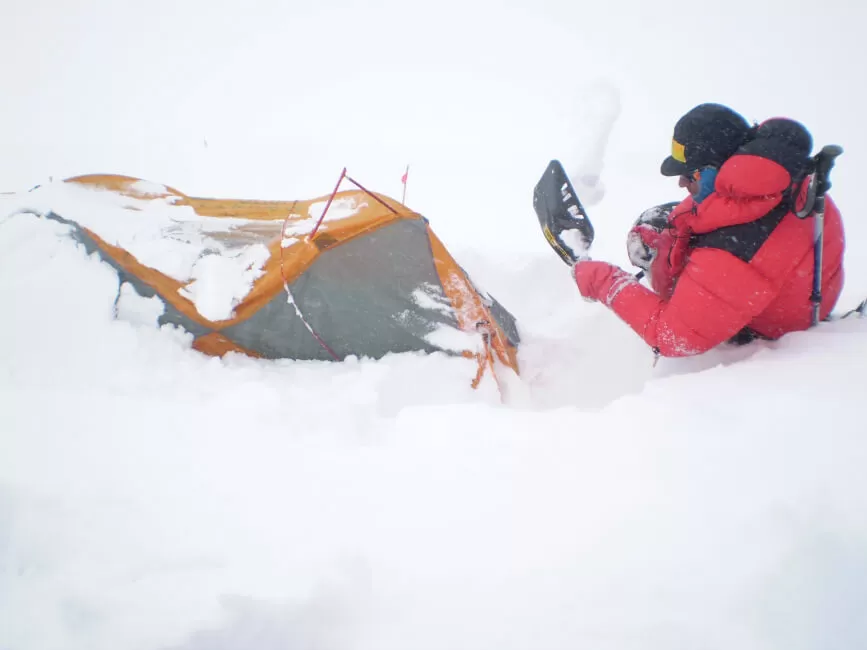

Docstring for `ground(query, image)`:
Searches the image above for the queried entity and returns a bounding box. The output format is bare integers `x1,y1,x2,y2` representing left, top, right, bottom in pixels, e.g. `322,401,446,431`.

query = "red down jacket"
605,131,845,357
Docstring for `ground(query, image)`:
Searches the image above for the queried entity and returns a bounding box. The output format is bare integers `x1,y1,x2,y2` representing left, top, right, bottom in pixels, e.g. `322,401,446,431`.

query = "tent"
39,172,520,386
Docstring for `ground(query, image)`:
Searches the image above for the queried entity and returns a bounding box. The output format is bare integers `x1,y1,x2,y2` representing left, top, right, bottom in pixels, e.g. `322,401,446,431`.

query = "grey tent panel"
488,296,521,347
221,292,345,361
223,218,461,360
156,304,212,338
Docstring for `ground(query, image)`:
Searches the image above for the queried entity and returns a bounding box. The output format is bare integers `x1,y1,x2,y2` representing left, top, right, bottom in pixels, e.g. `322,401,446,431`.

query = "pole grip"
795,144,843,219
814,144,843,197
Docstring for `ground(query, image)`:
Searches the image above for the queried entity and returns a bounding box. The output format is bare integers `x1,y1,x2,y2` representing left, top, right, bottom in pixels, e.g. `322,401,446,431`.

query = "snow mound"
2,207,867,650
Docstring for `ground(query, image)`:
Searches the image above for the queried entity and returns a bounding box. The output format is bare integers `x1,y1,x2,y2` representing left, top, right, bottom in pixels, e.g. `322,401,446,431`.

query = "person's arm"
574,248,779,356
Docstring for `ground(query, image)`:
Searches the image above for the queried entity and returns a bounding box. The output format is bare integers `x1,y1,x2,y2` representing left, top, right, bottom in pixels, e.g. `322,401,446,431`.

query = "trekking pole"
795,144,843,327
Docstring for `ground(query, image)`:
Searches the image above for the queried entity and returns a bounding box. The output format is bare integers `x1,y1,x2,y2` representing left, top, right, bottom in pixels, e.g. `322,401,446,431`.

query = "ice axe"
793,144,843,327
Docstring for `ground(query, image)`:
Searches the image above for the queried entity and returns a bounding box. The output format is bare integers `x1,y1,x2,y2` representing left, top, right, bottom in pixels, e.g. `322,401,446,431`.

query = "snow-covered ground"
3,2,867,649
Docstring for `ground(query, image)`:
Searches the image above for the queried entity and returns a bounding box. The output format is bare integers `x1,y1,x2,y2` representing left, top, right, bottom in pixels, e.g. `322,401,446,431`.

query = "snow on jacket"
607,119,845,357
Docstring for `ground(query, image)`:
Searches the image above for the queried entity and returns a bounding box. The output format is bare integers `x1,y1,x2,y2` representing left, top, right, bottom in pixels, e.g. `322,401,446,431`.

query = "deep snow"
3,190,867,650
3,1,867,649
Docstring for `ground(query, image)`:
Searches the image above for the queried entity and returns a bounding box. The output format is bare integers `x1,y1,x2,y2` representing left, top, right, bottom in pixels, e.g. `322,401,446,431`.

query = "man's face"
679,170,700,197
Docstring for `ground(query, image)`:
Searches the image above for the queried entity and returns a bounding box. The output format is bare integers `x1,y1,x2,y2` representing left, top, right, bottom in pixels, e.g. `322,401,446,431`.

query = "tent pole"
308,167,347,239
346,174,401,215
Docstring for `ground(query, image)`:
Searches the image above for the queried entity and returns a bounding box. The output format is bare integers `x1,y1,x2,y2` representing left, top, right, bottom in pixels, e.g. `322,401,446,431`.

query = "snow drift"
2,187,867,650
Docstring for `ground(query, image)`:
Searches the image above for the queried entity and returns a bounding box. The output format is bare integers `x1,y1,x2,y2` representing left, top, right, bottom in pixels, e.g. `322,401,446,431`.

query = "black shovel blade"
532,159,595,265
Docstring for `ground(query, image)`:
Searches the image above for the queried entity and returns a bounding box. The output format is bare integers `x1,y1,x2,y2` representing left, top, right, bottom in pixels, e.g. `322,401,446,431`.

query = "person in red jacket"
573,103,845,357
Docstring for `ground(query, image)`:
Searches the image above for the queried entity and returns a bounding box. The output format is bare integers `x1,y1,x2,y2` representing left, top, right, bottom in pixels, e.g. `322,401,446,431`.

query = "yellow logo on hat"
672,139,686,163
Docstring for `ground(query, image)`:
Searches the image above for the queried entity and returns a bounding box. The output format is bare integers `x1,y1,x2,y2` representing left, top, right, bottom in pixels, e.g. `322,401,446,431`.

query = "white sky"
3,0,866,274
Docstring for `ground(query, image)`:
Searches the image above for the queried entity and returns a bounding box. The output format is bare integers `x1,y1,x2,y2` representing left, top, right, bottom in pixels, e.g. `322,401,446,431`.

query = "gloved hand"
626,202,678,270
627,223,673,273
573,260,635,305
625,202,687,300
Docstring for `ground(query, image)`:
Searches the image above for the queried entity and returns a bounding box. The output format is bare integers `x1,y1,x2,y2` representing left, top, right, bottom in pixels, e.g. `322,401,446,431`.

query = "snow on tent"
8,173,520,386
